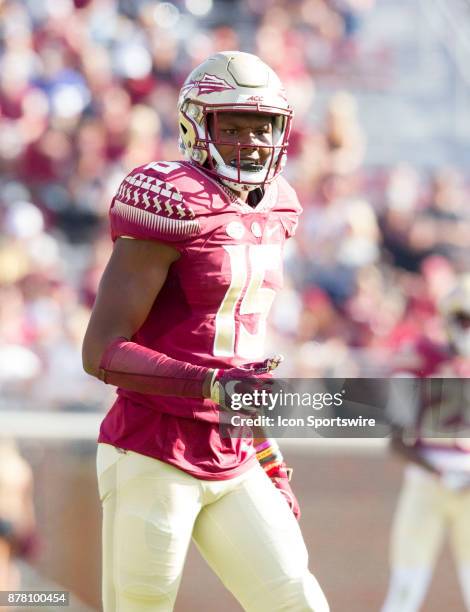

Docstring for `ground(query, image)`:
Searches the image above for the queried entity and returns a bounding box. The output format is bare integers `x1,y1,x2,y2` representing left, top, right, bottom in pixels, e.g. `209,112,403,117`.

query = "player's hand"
207,355,283,412
269,463,301,520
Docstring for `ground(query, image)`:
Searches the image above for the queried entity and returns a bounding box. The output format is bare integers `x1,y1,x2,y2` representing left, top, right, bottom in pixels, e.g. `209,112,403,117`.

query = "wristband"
254,440,272,453
255,439,284,476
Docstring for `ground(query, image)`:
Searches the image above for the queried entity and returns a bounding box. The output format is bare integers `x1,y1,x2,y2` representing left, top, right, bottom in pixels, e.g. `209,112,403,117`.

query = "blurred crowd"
0,0,469,405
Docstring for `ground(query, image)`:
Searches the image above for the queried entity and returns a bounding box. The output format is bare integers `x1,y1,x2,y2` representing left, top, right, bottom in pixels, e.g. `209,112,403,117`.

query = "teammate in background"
83,51,329,611
382,276,470,612
0,439,38,592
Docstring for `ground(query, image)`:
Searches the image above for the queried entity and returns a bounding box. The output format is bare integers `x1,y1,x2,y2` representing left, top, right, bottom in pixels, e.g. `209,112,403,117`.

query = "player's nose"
237,128,261,145
238,133,262,154
238,145,260,162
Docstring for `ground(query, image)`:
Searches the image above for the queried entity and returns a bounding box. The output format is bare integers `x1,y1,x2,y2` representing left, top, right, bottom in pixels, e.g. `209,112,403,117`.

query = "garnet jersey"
98,161,302,479
390,337,470,476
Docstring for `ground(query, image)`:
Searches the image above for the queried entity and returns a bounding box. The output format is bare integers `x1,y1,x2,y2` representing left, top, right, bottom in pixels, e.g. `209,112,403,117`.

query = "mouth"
229,159,264,172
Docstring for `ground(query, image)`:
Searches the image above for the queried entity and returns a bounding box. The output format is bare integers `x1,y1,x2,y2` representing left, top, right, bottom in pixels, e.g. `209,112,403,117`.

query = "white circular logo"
251,222,262,237
226,221,245,240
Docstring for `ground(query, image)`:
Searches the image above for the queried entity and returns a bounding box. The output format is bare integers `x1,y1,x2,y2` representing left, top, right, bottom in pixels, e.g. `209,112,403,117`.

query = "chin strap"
220,176,259,194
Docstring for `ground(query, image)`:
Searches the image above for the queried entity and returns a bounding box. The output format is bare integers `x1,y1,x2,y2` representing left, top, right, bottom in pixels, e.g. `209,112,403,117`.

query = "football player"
83,51,329,611
382,276,470,612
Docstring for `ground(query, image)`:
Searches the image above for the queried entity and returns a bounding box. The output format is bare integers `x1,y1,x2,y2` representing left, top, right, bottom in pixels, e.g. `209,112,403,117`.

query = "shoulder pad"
110,162,202,244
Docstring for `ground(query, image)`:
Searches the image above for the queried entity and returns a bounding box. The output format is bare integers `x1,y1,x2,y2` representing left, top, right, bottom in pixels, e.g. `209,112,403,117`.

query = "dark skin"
82,238,181,378
208,111,275,203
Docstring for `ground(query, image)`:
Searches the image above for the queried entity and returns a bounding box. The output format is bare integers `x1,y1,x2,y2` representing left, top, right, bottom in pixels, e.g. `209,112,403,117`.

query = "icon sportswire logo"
182,73,235,96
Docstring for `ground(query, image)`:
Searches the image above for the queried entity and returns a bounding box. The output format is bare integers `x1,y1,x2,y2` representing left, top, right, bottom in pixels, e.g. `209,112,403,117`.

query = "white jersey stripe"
112,199,200,237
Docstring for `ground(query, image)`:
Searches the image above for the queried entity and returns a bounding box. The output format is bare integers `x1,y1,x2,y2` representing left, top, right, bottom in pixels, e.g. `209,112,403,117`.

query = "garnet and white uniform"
382,339,470,612
98,159,299,478
96,161,329,612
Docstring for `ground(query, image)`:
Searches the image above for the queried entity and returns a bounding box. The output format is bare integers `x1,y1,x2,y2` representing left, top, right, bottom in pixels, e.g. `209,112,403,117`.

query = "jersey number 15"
214,243,281,360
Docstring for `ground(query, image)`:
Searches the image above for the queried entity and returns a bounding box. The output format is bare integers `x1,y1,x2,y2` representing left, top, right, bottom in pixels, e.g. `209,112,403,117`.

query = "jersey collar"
186,162,278,214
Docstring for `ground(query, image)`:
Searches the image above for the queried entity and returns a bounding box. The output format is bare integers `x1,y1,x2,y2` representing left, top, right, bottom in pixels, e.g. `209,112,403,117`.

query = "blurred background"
0,0,469,609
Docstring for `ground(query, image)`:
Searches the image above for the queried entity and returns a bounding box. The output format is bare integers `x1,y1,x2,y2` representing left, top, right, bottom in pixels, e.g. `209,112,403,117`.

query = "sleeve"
109,162,202,249
275,176,303,239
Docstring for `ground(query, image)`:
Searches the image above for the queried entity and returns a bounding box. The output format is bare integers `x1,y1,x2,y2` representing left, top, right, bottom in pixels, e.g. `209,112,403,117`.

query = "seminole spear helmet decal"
180,73,236,96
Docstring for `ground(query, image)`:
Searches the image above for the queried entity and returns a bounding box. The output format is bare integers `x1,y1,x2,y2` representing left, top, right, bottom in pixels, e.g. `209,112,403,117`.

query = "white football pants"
97,443,329,612
382,465,470,612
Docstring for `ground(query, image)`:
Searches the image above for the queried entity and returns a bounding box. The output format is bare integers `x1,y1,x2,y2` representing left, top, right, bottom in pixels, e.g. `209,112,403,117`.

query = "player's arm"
389,426,441,476
82,237,214,397
83,237,179,373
